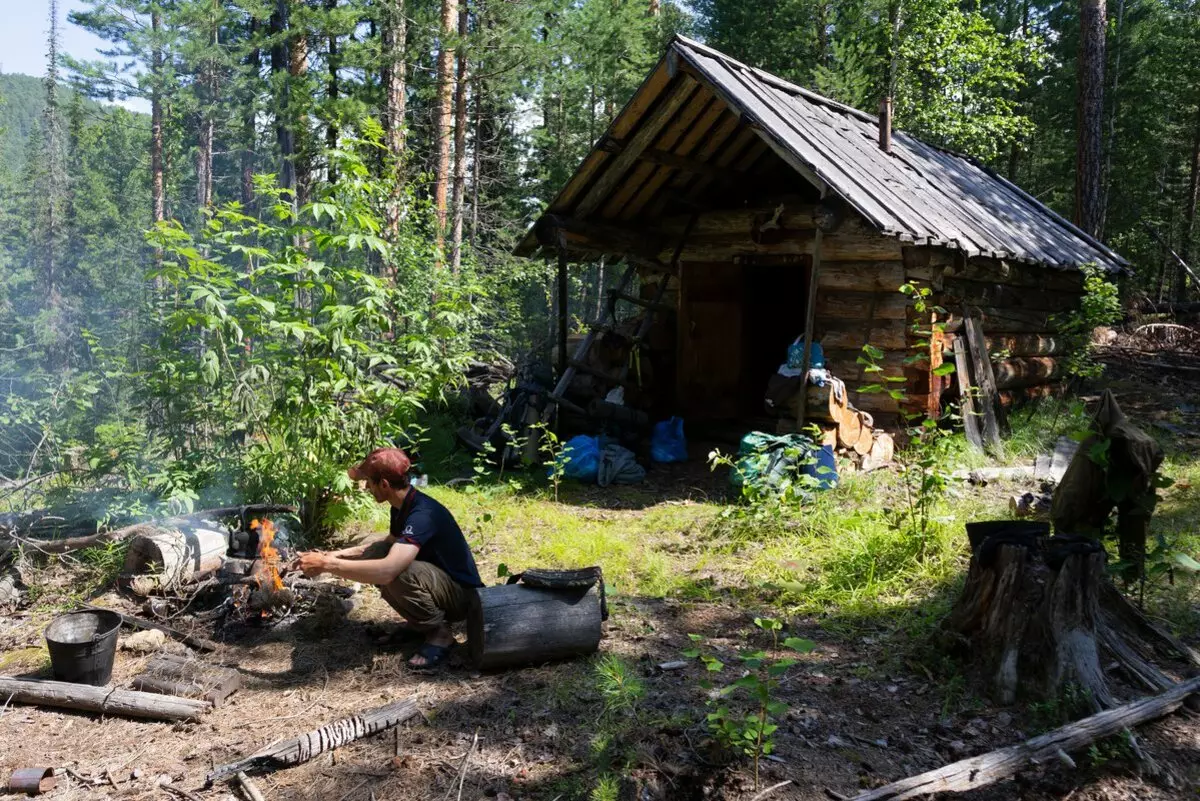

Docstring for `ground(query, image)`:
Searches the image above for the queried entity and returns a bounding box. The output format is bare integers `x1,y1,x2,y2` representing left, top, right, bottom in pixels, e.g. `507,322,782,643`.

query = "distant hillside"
0,73,116,174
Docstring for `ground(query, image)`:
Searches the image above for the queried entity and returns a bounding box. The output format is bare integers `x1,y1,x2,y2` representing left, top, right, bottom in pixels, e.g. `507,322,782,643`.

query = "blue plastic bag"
650,417,688,463
787,338,824,369
555,435,601,482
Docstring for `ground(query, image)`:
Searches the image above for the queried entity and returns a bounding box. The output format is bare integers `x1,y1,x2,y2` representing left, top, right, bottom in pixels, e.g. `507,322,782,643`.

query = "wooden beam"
796,187,827,427
557,249,569,378
574,75,698,219
639,148,737,182
536,214,665,258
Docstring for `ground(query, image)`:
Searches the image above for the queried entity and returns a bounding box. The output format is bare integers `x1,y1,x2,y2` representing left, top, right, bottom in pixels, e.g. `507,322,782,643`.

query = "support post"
795,189,827,428
557,248,569,379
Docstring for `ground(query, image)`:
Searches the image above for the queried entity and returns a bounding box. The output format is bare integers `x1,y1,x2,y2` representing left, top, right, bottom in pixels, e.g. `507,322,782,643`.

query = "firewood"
848,676,1200,800
80,603,218,652
132,655,242,707
205,697,421,785
0,677,209,722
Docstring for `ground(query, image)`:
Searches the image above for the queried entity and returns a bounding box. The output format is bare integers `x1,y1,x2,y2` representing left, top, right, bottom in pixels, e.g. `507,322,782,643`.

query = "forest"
2,0,1200,799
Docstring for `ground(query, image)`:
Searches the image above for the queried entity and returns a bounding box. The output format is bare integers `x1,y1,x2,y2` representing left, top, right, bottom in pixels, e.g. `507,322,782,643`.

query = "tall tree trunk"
241,19,260,209
270,0,295,194
470,69,482,248
594,256,605,321
433,0,458,264
289,7,310,208
450,6,469,274
382,0,406,236
197,117,214,208
1075,0,1106,239
1098,0,1125,240
325,0,339,184
151,9,165,227
1178,102,1200,301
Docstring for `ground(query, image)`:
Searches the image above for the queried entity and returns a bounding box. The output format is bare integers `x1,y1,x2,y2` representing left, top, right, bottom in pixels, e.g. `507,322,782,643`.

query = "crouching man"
296,447,483,669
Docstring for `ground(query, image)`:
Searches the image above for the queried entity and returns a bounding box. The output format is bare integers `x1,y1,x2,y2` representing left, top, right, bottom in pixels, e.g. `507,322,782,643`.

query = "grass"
329,398,1200,650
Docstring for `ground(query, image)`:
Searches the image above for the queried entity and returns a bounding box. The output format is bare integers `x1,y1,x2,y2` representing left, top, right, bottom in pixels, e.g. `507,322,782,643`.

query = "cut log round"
123,527,227,590
467,584,603,671
0,677,208,721
837,406,863,452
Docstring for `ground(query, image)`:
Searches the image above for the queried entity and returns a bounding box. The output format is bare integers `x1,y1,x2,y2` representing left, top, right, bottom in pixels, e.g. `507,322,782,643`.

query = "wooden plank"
943,306,1055,333
847,676,1200,801
631,100,734,220
819,261,906,292
551,60,673,213
950,258,1086,292
963,310,1005,447
639,147,738,181
574,75,698,219
600,89,712,218
0,677,209,722
816,290,909,320
80,603,217,652
820,320,907,351
941,277,1081,313
796,202,825,425
953,338,984,451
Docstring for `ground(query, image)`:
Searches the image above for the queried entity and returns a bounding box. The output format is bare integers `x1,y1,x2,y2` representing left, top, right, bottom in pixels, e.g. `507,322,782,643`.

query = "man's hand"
296,551,331,578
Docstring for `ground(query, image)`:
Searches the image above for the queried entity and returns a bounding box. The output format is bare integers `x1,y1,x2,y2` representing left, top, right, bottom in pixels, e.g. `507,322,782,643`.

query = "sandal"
408,641,453,671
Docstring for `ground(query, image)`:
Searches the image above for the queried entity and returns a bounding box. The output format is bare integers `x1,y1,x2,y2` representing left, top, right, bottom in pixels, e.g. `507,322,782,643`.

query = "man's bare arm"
298,542,417,585
327,535,390,559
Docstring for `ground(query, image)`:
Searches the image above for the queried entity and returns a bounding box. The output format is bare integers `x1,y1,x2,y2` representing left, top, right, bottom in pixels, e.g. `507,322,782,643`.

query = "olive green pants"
362,540,470,629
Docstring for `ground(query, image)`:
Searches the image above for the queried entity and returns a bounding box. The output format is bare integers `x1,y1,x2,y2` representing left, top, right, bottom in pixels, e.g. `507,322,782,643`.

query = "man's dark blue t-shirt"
390,489,483,588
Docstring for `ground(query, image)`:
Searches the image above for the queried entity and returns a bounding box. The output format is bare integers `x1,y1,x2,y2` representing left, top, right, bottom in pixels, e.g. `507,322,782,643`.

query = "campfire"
115,506,357,638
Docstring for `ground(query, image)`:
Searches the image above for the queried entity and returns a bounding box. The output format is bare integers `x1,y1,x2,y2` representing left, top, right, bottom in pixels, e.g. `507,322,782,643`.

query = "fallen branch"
0,677,209,722
206,697,421,785
80,603,218,653
233,772,268,801
848,676,1200,800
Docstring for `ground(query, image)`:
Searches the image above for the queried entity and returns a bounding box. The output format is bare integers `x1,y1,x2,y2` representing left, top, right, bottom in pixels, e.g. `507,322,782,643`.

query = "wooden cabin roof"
516,36,1128,274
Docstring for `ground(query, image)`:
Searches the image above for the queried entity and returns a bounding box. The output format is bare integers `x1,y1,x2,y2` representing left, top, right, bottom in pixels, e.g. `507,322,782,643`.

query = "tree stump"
945,523,1198,708
467,583,603,670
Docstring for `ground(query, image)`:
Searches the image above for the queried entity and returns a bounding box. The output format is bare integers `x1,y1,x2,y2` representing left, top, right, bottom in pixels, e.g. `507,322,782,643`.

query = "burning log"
205,697,421,785
0,677,209,722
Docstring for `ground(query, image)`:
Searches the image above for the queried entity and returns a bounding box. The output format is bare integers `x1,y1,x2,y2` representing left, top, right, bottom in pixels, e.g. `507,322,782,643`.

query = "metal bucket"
44,610,122,686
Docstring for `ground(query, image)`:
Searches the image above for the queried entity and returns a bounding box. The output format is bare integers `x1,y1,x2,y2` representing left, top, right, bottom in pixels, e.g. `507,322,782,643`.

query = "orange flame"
250,518,285,592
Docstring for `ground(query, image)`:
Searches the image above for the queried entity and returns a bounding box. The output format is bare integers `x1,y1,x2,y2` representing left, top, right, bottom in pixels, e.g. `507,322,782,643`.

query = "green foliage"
593,653,646,717
1051,264,1123,381
535,422,569,503
136,139,475,539
686,618,815,789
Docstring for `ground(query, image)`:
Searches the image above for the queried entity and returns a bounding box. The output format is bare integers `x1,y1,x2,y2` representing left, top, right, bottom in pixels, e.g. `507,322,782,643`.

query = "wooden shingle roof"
518,36,1128,274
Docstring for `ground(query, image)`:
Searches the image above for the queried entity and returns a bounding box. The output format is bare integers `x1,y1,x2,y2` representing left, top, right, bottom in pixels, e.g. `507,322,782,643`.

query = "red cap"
348,448,412,486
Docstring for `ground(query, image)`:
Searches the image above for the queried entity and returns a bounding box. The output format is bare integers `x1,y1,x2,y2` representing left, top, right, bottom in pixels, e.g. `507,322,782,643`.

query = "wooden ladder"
543,216,697,423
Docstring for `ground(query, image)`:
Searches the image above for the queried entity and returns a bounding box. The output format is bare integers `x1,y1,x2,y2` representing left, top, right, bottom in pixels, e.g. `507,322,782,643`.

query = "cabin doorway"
677,258,810,421
739,261,809,417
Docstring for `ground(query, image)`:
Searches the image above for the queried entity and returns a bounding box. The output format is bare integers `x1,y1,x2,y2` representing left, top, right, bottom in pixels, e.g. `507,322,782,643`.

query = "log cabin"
514,36,1128,431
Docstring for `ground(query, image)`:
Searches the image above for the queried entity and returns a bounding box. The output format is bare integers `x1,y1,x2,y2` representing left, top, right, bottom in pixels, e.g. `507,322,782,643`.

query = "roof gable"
519,35,1127,274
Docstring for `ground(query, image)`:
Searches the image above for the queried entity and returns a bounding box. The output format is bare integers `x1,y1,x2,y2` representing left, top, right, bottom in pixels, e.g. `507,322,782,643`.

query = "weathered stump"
945,523,1198,708
467,583,603,670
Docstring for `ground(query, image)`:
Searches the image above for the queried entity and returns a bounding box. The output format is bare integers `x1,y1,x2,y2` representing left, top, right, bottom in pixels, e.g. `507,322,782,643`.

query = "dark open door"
678,262,743,420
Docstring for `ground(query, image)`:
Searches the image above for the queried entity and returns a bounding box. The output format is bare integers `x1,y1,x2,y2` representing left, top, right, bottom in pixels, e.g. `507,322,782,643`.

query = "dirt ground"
2,325,1199,801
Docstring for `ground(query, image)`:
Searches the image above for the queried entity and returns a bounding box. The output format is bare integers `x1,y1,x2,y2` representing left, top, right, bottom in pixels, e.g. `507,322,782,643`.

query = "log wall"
591,202,1087,424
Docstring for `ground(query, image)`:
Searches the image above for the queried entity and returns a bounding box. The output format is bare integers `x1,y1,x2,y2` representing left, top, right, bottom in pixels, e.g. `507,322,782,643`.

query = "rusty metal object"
8,768,56,795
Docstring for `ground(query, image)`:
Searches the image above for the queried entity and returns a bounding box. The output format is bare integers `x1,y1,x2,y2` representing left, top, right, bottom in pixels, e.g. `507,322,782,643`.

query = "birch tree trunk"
433,0,459,264
450,6,469,274
288,7,310,208
1075,0,1106,239
381,0,406,237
